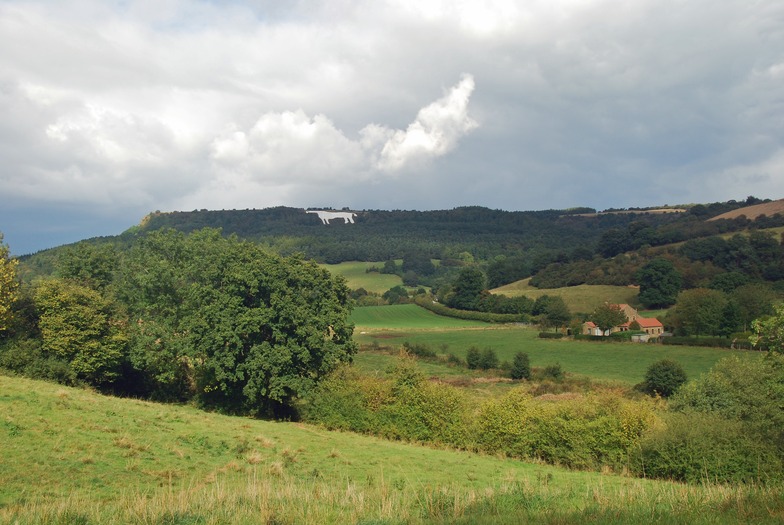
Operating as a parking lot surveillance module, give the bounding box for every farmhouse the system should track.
[582,303,663,338]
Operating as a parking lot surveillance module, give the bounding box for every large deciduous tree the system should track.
[56,242,119,291]
[447,267,486,311]
[636,258,682,308]
[0,233,19,332]
[117,228,357,416]
[34,278,127,386]
[669,288,727,336]
[751,303,784,353]
[535,295,571,332]
[731,283,776,332]
[590,303,629,335]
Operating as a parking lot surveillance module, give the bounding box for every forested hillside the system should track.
[134,205,619,263]
[15,197,784,302]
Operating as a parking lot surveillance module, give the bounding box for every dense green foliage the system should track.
[445,266,486,310]
[1,229,357,416]
[667,288,728,336]
[34,278,127,386]
[633,411,783,483]
[134,206,623,265]
[589,303,629,334]
[638,359,687,398]
[0,232,19,332]
[302,360,658,472]
[413,296,525,323]
[671,354,784,442]
[533,295,571,331]
[304,350,784,484]
[510,351,531,380]
[636,354,784,483]
[636,258,682,308]
[751,303,784,352]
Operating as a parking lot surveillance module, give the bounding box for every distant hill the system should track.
[128,205,682,264]
[17,198,784,289]
[708,198,784,221]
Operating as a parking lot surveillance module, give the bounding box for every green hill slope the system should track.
[491,278,640,314]
[3,374,781,524]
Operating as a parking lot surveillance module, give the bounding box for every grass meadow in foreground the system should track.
[351,305,757,385]
[2,375,782,525]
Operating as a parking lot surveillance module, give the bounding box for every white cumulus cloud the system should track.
[180,75,478,209]
[373,74,478,171]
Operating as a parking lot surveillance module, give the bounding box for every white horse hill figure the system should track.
[306,210,357,225]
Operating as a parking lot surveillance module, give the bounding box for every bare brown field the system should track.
[709,198,784,221]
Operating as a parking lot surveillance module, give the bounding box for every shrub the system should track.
[298,366,385,433]
[631,411,784,483]
[670,354,784,444]
[609,330,644,341]
[466,346,482,370]
[445,353,465,367]
[378,376,471,446]
[573,334,610,342]
[476,389,658,470]
[639,359,687,398]
[0,337,77,386]
[479,347,498,370]
[510,352,531,380]
[538,332,565,339]
[541,363,564,381]
[401,341,437,359]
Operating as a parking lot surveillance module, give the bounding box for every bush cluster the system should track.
[300,360,471,445]
[301,358,659,472]
[631,412,784,483]
[302,354,784,483]
[538,332,565,339]
[465,346,498,370]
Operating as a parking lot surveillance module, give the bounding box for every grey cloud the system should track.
[1,0,783,254]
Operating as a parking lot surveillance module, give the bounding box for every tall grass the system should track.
[2,375,783,524]
[4,466,782,524]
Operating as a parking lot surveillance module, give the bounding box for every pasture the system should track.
[2,375,781,525]
[320,261,402,294]
[351,305,756,385]
[353,303,487,330]
[490,278,641,314]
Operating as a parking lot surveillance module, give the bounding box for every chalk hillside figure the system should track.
[306,210,357,224]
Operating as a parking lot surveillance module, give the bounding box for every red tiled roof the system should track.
[635,317,663,328]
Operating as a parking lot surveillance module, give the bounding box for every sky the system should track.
[1,0,783,255]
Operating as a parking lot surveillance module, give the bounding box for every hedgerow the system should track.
[413,296,525,323]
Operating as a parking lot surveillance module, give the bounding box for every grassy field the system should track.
[320,261,402,294]
[490,279,641,314]
[2,374,782,525]
[352,304,488,330]
[351,305,755,385]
